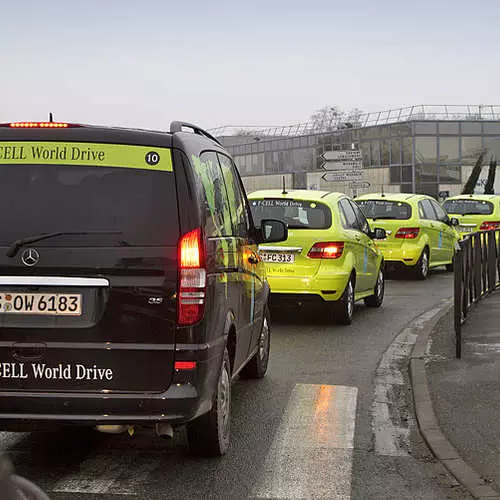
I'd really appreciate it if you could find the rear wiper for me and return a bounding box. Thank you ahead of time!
[6,231,123,258]
[461,212,486,215]
[372,216,399,221]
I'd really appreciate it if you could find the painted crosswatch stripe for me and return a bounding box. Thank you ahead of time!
[251,384,358,499]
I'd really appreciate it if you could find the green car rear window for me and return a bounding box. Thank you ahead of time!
[443,199,494,215]
[357,200,412,220]
[250,199,332,229]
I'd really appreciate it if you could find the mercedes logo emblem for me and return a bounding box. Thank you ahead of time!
[21,248,40,267]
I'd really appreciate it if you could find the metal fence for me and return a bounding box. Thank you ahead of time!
[210,104,500,138]
[454,230,500,358]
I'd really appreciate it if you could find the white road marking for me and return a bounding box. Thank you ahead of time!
[0,432,30,450]
[52,453,137,495]
[251,383,358,499]
[372,306,445,457]
[466,341,500,355]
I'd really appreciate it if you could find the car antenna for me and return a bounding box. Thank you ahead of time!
[49,112,54,123]
[381,182,385,197]
[282,176,288,195]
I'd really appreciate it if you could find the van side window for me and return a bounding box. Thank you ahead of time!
[218,154,251,238]
[192,152,232,237]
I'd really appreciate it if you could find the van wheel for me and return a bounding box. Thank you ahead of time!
[364,267,384,307]
[187,348,231,457]
[334,276,355,325]
[240,306,271,379]
[413,248,429,280]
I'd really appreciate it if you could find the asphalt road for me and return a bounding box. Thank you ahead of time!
[0,271,472,499]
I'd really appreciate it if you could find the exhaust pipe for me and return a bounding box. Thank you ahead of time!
[155,423,174,439]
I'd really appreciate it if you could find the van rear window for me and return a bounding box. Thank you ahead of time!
[0,163,178,247]
[250,199,332,229]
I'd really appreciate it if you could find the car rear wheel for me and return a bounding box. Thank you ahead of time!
[240,306,271,379]
[333,276,355,325]
[187,348,231,457]
[413,248,429,280]
[364,267,385,307]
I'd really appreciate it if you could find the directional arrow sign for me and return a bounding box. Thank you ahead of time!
[321,160,363,171]
[322,171,363,182]
[321,150,362,162]
[348,181,371,189]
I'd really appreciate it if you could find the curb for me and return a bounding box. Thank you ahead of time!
[410,302,500,500]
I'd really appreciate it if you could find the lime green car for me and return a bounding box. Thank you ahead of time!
[355,193,460,279]
[248,190,386,325]
[443,194,500,237]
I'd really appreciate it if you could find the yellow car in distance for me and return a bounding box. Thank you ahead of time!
[248,190,387,325]
[443,194,500,237]
[355,193,459,279]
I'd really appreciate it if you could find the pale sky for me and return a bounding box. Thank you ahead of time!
[2,0,499,131]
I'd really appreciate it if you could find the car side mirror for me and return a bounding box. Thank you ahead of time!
[257,219,288,244]
[371,227,387,240]
[449,217,459,227]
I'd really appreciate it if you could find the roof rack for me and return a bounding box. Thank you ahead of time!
[170,121,221,146]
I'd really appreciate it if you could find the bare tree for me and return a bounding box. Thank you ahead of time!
[309,106,365,132]
[309,106,343,132]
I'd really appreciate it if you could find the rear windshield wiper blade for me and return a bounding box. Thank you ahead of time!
[6,231,123,258]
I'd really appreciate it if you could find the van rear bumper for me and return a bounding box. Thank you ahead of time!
[0,357,221,430]
[0,383,209,429]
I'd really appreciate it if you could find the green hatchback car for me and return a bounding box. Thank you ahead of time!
[443,194,500,237]
[355,193,460,279]
[248,190,387,325]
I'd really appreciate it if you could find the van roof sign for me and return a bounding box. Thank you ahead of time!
[0,141,173,172]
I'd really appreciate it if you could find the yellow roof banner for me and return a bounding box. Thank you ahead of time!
[0,142,173,172]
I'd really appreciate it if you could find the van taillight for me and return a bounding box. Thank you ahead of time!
[307,242,344,259]
[479,221,500,231]
[395,227,420,239]
[178,229,206,326]
[7,122,69,128]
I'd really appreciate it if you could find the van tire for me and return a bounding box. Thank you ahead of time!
[364,267,384,307]
[334,276,355,325]
[239,306,271,380]
[187,348,231,457]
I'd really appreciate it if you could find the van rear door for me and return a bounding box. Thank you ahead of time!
[0,140,179,394]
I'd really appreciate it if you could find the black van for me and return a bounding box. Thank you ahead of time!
[0,121,287,456]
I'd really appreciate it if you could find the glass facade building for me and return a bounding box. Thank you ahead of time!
[220,118,500,197]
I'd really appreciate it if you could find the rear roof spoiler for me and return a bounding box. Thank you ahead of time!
[170,121,221,146]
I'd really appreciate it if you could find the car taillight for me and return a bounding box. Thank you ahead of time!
[395,227,420,239]
[178,228,206,326]
[307,242,344,259]
[479,221,500,231]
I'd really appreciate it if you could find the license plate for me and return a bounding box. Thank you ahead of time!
[259,252,295,264]
[0,293,82,316]
[458,226,474,233]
